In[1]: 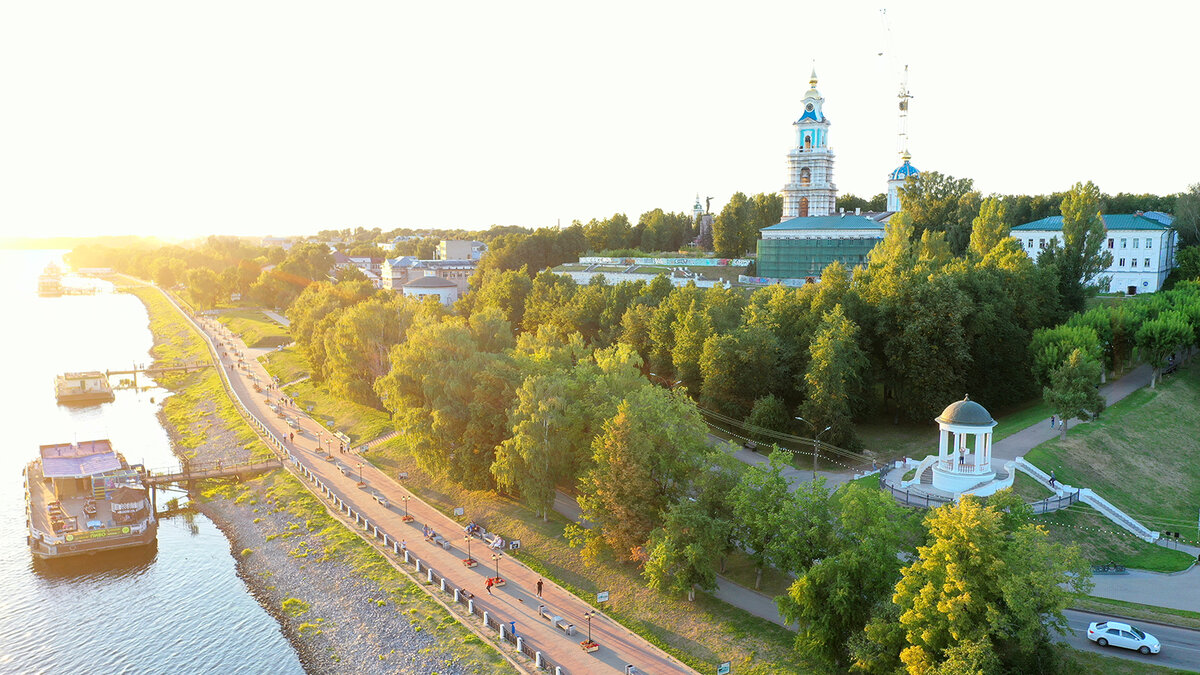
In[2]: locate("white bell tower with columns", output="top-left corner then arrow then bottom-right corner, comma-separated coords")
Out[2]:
781,69 -> 837,220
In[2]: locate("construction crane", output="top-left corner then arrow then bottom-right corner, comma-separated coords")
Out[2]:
878,8 -> 913,159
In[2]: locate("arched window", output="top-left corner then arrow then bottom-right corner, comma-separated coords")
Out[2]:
799,197 -> 809,217
800,167 -> 811,185
804,135 -> 812,149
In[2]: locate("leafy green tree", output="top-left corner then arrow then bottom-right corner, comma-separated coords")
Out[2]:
1173,183 -> 1200,248
713,192 -> 753,257
777,483 -> 908,670
888,497 -> 1090,674
1177,246 -> 1200,282
492,372 -> 581,519
1029,324 -> 1102,387
468,266 -> 533,327
1136,310 -> 1192,387
186,267 -> 222,308
967,197 -> 1010,259
583,213 -> 633,252
576,387 -> 709,563
744,394 -> 791,436
752,192 -> 783,236
323,295 -> 414,406
1040,181 -> 1113,312
799,305 -> 867,448
671,301 -> 712,391
898,171 -> 980,254
1043,348 -> 1105,437
643,498 -> 729,600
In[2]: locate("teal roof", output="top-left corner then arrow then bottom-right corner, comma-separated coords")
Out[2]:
1011,212 -> 1174,232
762,215 -> 885,231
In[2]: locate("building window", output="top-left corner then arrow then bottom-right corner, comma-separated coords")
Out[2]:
1146,238 -> 1153,248
1108,238 -> 1114,249
1145,258 -> 1150,268
1121,238 -> 1127,248
1134,238 -> 1139,248
800,167 -> 811,185
1028,239 -> 1034,248
799,197 -> 809,217
1119,258 -> 1125,267
1039,239 -> 1046,249
1131,259 -> 1138,268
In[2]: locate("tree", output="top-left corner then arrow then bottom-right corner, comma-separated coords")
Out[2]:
777,483 -> 909,670
1177,246 -> 1200,282
888,497 -> 1090,674
322,295 -> 414,406
583,213 -> 633,252
729,449 -> 822,588
744,394 -> 791,437
1041,181 -> 1113,312
799,305 -> 867,448
643,498 -> 729,600
1173,183 -> 1200,248
576,387 -> 709,563
492,372 -> 581,519
1136,310 -> 1192,387
1043,349 -> 1105,437
713,192 -> 753,257
186,267 -> 222,308
898,171 -> 979,254
967,197 -> 1010,259
1029,324 -> 1102,387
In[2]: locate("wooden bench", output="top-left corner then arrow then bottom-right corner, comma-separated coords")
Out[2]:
538,605 -> 574,635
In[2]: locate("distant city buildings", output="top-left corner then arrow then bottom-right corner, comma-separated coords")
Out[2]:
401,275 -> 459,305
1011,212 -> 1178,294
436,240 -> 487,261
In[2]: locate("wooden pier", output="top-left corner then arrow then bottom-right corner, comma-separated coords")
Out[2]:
145,458 -> 280,487
105,362 -> 211,386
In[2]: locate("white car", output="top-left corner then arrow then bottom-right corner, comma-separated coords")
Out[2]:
1087,620 -> 1160,655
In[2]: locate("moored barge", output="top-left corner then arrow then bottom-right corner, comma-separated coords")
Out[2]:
55,371 -> 115,404
25,440 -> 157,559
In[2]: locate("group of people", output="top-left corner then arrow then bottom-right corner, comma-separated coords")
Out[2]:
464,522 -> 482,537
422,524 -> 437,540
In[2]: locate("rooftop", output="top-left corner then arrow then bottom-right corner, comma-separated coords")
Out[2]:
403,276 -> 458,288
39,440 -> 122,478
762,214 -> 888,232
1012,212 -> 1175,232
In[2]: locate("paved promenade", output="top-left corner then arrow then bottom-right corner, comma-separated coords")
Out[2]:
191,311 -> 695,675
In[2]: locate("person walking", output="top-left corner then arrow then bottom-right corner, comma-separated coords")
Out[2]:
1049,470 -> 1057,488
536,578 -> 544,598
1050,415 -> 1056,429
485,578 -> 494,595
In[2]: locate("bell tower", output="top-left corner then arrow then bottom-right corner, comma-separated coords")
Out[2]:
781,69 -> 837,220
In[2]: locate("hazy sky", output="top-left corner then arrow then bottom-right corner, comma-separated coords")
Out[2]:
2,1 -> 1196,239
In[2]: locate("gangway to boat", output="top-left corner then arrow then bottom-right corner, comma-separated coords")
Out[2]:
144,458 -> 280,488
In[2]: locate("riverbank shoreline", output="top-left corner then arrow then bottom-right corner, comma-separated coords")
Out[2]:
130,286 -> 510,674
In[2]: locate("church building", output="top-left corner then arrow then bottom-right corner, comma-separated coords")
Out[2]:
756,71 -> 917,282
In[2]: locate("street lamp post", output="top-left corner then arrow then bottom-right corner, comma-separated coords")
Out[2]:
796,417 -> 833,480
581,610 -> 598,652
463,535 -> 476,567
490,552 -> 504,586
400,495 -> 413,522
356,462 -> 364,487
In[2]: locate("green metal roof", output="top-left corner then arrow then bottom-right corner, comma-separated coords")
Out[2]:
761,215 -> 885,231
1011,212 -> 1174,232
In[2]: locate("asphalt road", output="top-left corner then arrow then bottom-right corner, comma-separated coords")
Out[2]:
1061,609 -> 1200,672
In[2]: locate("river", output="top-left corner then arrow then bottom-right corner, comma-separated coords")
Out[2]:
0,250 -> 303,674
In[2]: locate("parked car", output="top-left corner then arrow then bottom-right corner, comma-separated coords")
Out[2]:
1088,620 -> 1160,655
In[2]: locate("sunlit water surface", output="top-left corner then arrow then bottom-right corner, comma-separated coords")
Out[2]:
0,251 -> 302,674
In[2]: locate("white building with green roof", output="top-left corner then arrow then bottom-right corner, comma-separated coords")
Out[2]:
1010,212 -> 1178,294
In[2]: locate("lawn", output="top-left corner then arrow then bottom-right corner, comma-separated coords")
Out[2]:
1011,472 -> 1055,501
991,398 -> 1053,441
364,440 -> 806,675
1065,647 -> 1194,675
1071,594 -> 1200,631
283,379 -> 393,444
260,345 -> 311,384
1031,502 -> 1194,573
217,309 -> 292,348
1025,361 -> 1200,544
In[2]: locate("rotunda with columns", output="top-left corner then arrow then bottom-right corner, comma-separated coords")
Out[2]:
931,395 -> 997,494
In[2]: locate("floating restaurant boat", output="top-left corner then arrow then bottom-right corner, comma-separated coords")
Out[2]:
55,371 -> 116,404
25,440 -> 157,559
37,263 -> 63,297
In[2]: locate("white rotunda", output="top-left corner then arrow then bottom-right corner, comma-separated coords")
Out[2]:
930,395 -> 997,494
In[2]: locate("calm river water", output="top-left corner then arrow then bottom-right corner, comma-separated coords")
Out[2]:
0,251 -> 303,674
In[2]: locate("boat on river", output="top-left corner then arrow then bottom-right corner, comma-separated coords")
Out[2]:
55,371 -> 115,404
38,263 -> 63,297
25,439 -> 158,559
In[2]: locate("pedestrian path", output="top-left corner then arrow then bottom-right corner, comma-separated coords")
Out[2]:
190,309 -> 695,675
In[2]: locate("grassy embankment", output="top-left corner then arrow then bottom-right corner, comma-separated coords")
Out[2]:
260,345 -> 311,385
216,309 -> 292,349
1025,361 -> 1200,573
282,379 -> 392,445
129,284 -> 513,671
128,286 -> 273,462
364,440 -> 804,675
201,471 -> 512,673
1066,648 -> 1195,675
